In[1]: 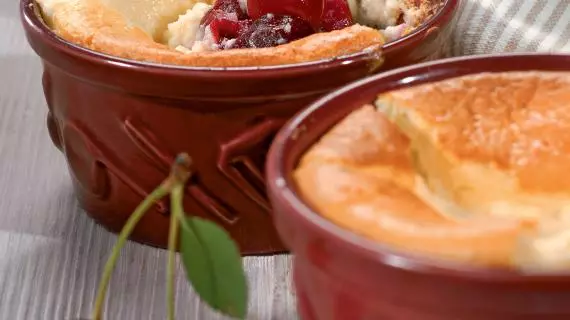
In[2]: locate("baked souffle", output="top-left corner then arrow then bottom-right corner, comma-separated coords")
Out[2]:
294,71 -> 570,271
35,0 -> 442,67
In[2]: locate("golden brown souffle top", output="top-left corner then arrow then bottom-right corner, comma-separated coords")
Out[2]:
294,71 -> 570,271
34,0 -> 438,67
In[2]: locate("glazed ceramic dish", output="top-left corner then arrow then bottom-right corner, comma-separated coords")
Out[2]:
21,0 -> 459,254
267,54 -> 570,319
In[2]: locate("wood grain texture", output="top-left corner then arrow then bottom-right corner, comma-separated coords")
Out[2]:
2,0 -> 570,318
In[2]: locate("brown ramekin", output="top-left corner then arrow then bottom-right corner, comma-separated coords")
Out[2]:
20,0 -> 459,255
266,53 -> 570,319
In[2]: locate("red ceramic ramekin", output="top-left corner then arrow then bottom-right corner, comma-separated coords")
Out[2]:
20,0 -> 459,255
267,54 -> 570,319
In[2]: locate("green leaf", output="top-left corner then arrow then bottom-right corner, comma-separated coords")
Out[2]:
179,216 -> 248,319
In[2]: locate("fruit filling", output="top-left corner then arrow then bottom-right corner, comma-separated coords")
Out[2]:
169,0 -> 423,52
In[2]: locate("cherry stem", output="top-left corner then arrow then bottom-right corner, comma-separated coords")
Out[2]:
91,184 -> 170,320
91,153 -> 193,320
167,184 -> 184,320
166,154 -> 192,320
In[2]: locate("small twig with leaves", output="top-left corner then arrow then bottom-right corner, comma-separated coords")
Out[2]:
92,153 -> 248,320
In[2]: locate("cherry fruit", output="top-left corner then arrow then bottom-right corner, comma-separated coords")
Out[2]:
200,0 -> 248,26
233,14 -> 314,48
246,0 -> 325,29
320,0 -> 353,31
214,0 -> 248,19
199,0 -> 354,50
208,17 -> 253,44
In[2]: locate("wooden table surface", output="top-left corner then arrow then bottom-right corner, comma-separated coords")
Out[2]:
2,0 -> 570,319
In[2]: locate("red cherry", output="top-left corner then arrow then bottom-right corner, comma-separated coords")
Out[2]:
320,0 -> 353,31
201,0 -> 248,27
247,0 -> 325,29
213,0 -> 248,19
208,17 -> 253,43
232,14 -> 315,48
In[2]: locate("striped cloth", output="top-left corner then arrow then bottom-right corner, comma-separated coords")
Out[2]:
452,0 -> 570,56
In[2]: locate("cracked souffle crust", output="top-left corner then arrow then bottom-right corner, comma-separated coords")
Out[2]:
35,0 -> 440,67
294,71 -> 570,271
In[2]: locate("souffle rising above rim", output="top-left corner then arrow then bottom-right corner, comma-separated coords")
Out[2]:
35,0 -> 443,67
294,71 -> 570,272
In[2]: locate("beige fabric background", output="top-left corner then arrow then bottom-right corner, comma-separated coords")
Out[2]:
2,0 -> 570,319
